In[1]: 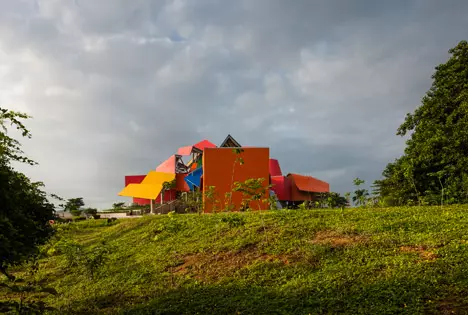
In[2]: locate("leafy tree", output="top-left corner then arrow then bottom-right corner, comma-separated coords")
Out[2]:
70,209 -> 83,217
64,197 -> 85,211
352,178 -> 369,207
344,192 -> 351,206
112,202 -> 125,209
325,192 -> 349,209
233,178 -> 270,211
161,179 -> 176,205
0,108 -> 55,280
375,40 -> 468,205
83,208 -> 97,216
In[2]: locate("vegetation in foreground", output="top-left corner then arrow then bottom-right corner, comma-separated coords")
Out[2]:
2,206 -> 468,314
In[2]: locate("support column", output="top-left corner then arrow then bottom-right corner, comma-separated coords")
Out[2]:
150,199 -> 154,214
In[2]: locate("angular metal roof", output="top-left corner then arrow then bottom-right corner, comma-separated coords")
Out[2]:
287,173 -> 330,193
219,134 -> 241,148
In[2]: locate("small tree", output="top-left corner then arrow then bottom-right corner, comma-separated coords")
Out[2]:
225,148 -> 245,209
112,202 -> 125,209
376,41 -> 468,205
233,178 -> 270,211
204,186 -> 221,212
64,197 -> 85,211
83,208 -> 98,216
0,108 -> 55,280
325,192 -> 349,209
183,190 -> 203,214
161,179 -> 176,205
352,178 -> 369,207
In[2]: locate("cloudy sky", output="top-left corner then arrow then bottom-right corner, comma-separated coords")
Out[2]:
1,0 -> 467,208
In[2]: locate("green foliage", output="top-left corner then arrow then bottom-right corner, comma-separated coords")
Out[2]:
83,208 -> 98,216
267,193 -> 280,210
112,202 -> 126,209
2,206 -> 468,314
353,177 -> 370,207
0,108 -> 55,280
376,41 -> 468,205
223,192 -> 235,212
0,108 -> 35,165
55,239 -> 83,268
325,192 -> 349,208
64,197 -> 85,211
220,214 -> 246,228
182,191 -> 203,214
54,238 -> 112,279
297,201 -> 309,210
225,148 -> 245,209
0,260 -> 57,314
204,186 -> 221,212
79,243 -> 112,279
160,179 -> 176,205
233,178 -> 270,210
70,209 -> 83,217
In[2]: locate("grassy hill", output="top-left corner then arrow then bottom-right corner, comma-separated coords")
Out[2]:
2,206 -> 468,314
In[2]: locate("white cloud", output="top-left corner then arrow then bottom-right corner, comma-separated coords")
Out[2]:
1,0 -> 467,208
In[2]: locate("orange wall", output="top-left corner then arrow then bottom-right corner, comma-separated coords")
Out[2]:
203,148 -> 270,212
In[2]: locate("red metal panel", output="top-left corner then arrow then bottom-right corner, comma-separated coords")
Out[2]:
270,176 -> 291,201
193,140 -> 216,151
287,173 -> 330,202
155,155 -> 176,173
177,146 -> 193,155
269,159 -> 283,176
176,173 -> 190,192
124,175 -> 150,205
125,175 -> 146,186
288,173 -> 329,193
202,147 -> 270,212
155,189 -> 177,203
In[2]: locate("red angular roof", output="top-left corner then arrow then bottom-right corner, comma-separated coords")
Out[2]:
193,139 -> 216,150
287,173 -> 329,193
177,140 -> 216,155
155,155 -> 176,173
177,146 -> 193,155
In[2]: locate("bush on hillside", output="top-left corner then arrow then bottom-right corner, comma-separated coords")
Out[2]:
70,209 -> 82,217
83,208 -> 97,216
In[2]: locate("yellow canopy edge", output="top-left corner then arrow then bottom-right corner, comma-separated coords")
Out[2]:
141,171 -> 175,185
118,171 -> 175,200
118,183 -> 163,200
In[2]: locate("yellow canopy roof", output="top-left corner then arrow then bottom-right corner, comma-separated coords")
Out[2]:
118,171 -> 176,200
141,171 -> 175,185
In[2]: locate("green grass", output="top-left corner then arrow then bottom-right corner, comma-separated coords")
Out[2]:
2,206 -> 468,314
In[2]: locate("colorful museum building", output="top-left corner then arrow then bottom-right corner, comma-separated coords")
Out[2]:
118,135 -> 329,212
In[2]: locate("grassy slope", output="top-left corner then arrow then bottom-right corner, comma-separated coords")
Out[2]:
2,206 -> 468,314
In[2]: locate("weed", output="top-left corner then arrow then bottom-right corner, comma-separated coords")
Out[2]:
2,206 -> 468,314
220,214 -> 246,228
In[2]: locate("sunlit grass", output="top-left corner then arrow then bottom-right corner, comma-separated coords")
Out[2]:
2,206 -> 468,314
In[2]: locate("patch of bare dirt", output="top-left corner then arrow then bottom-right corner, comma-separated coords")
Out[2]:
437,298 -> 468,314
310,230 -> 367,247
167,248 -> 294,281
400,245 -> 439,261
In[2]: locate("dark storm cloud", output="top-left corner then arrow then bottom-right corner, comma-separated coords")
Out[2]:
1,0 -> 467,207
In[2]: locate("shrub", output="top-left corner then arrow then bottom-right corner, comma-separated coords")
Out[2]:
81,243 -> 112,279
70,209 -> 82,217
220,215 -> 246,228
113,202 -> 126,209
83,208 -> 97,216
